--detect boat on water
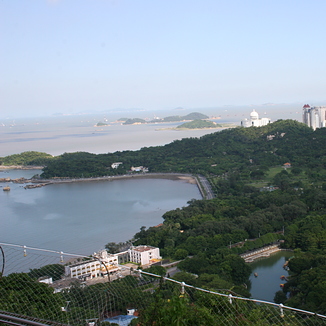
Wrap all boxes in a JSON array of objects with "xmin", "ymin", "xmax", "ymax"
[
  {"xmin": 254, "ymin": 272, "xmax": 258, "ymax": 277},
  {"xmin": 3, "ymin": 186, "xmax": 10, "ymax": 191},
  {"xmin": 280, "ymin": 275, "xmax": 288, "ymax": 281}
]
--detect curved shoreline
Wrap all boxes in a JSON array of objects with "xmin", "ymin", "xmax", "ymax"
[
  {"xmin": 2, "ymin": 168, "xmax": 211, "ymax": 199},
  {"xmin": 44, "ymin": 173, "xmax": 209, "ymax": 199}
]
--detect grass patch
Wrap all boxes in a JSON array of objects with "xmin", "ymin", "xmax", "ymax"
[
  {"xmin": 265, "ymin": 166, "xmax": 284, "ymax": 181},
  {"xmin": 248, "ymin": 181, "xmax": 268, "ymax": 188}
]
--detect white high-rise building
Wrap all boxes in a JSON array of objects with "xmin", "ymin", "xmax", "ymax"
[
  {"xmin": 302, "ymin": 104, "xmax": 326, "ymax": 130},
  {"xmin": 241, "ymin": 109, "xmax": 270, "ymax": 127}
]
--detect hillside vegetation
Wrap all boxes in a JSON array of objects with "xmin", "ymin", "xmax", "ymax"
[
  {"xmin": 0, "ymin": 151, "xmax": 52, "ymax": 166},
  {"xmin": 35, "ymin": 120, "xmax": 326, "ymax": 181}
]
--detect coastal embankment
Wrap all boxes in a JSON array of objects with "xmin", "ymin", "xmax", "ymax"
[
  {"xmin": 0, "ymin": 171, "xmax": 215, "ymax": 199},
  {"xmin": 240, "ymin": 245, "xmax": 283, "ymax": 263},
  {"xmin": 38, "ymin": 173, "xmax": 197, "ymax": 184}
]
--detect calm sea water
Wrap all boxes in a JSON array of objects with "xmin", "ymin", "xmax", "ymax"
[
  {"xmin": 0, "ymin": 107, "xmax": 301, "ymax": 157},
  {"xmin": 0, "ymin": 169, "xmax": 201, "ymax": 255},
  {"xmin": 0, "ymin": 115, "xmax": 230, "ymax": 157}
]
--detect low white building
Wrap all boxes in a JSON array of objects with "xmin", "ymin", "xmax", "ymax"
[
  {"xmin": 130, "ymin": 166, "xmax": 149, "ymax": 173},
  {"xmin": 38, "ymin": 276, "xmax": 53, "ymax": 284},
  {"xmin": 65, "ymin": 250, "xmax": 119, "ymax": 280},
  {"xmin": 111, "ymin": 162, "xmax": 123, "ymax": 169},
  {"xmin": 241, "ymin": 110, "xmax": 270, "ymax": 127},
  {"xmin": 51, "ymin": 278, "xmax": 84, "ymax": 293}
]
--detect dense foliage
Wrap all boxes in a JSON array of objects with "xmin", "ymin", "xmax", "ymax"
[
  {"xmin": 0, "ymin": 272, "xmax": 154, "ymax": 326},
  {"xmin": 273, "ymin": 213, "xmax": 326, "ymax": 313},
  {"xmin": 0, "ymin": 151, "xmax": 52, "ymax": 166},
  {"xmin": 0, "ymin": 273, "xmax": 65, "ymax": 321},
  {"xmin": 131, "ymin": 175, "xmax": 326, "ymax": 310},
  {"xmin": 29, "ymin": 264, "xmax": 65, "ymax": 281},
  {"xmin": 136, "ymin": 284, "xmax": 315, "ymax": 326}
]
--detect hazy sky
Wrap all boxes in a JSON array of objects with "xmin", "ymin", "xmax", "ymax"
[{"xmin": 1, "ymin": 0, "xmax": 326, "ymax": 118}]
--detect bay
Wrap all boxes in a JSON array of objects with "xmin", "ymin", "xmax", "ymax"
[{"xmin": 0, "ymin": 169, "xmax": 201, "ymax": 255}]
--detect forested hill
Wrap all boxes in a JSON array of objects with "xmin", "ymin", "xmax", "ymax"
[
  {"xmin": 177, "ymin": 119, "xmax": 221, "ymax": 129},
  {"xmin": 37, "ymin": 119, "xmax": 326, "ymax": 178}
]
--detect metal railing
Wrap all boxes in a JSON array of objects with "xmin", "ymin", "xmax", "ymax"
[{"xmin": 1, "ymin": 242, "xmax": 326, "ymax": 325}]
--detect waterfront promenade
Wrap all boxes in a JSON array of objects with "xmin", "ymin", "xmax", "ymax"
[{"xmin": 240, "ymin": 244, "xmax": 281, "ymax": 263}]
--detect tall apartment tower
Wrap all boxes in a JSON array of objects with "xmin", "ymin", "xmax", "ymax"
[{"xmin": 302, "ymin": 104, "xmax": 326, "ymax": 130}]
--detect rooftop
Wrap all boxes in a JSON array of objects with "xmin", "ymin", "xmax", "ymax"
[{"xmin": 132, "ymin": 245, "xmax": 156, "ymax": 252}]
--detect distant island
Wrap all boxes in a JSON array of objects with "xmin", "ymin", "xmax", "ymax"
[
  {"xmin": 176, "ymin": 119, "xmax": 222, "ymax": 129},
  {"xmin": 96, "ymin": 112, "xmax": 211, "ymax": 126},
  {"xmin": 122, "ymin": 112, "xmax": 210, "ymax": 125},
  {"xmin": 96, "ymin": 122, "xmax": 109, "ymax": 126},
  {"xmin": 123, "ymin": 118, "xmax": 147, "ymax": 125}
]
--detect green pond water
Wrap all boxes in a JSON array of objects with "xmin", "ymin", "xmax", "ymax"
[{"xmin": 248, "ymin": 250, "xmax": 293, "ymax": 302}]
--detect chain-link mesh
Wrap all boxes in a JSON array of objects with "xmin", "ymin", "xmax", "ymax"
[{"xmin": 1, "ymin": 243, "xmax": 326, "ymax": 326}]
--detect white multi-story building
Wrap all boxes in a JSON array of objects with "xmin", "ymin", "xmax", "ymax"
[
  {"xmin": 241, "ymin": 110, "xmax": 270, "ymax": 128},
  {"xmin": 65, "ymin": 250, "xmax": 119, "ymax": 280},
  {"xmin": 128, "ymin": 245, "xmax": 161, "ymax": 266},
  {"xmin": 302, "ymin": 104, "xmax": 326, "ymax": 130},
  {"xmin": 65, "ymin": 246, "xmax": 161, "ymax": 279}
]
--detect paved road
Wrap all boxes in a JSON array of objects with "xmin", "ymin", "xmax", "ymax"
[{"xmin": 197, "ymin": 174, "xmax": 215, "ymax": 199}]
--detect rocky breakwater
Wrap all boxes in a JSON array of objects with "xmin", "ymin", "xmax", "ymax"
[
  {"xmin": 24, "ymin": 183, "xmax": 51, "ymax": 189},
  {"xmin": 0, "ymin": 177, "xmax": 51, "ymax": 189},
  {"xmin": 0, "ymin": 177, "xmax": 11, "ymax": 182},
  {"xmin": 0, "ymin": 177, "xmax": 31, "ymax": 184}
]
